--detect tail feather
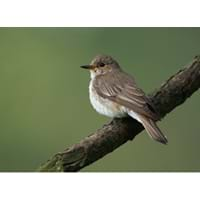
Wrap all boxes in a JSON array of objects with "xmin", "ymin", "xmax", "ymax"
[
  {"xmin": 128, "ymin": 111, "xmax": 168, "ymax": 144},
  {"xmin": 140, "ymin": 115, "xmax": 168, "ymax": 144}
]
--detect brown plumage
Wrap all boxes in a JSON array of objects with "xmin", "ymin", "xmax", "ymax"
[{"xmin": 81, "ymin": 55, "xmax": 168, "ymax": 144}]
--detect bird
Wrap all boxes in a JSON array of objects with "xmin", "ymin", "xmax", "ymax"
[{"xmin": 81, "ymin": 55, "xmax": 168, "ymax": 144}]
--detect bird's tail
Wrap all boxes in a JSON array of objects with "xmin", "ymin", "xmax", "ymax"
[
  {"xmin": 128, "ymin": 111, "xmax": 168, "ymax": 144},
  {"xmin": 139, "ymin": 114, "xmax": 168, "ymax": 144}
]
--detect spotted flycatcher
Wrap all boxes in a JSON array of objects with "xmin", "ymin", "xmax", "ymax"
[{"xmin": 81, "ymin": 55, "xmax": 167, "ymax": 144}]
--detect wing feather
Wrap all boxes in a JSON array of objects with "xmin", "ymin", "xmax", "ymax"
[{"xmin": 93, "ymin": 71, "xmax": 159, "ymax": 120}]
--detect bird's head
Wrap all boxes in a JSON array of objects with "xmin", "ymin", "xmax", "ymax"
[{"xmin": 81, "ymin": 55, "xmax": 120, "ymax": 78}]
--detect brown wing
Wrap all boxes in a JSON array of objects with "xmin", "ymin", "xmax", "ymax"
[{"xmin": 93, "ymin": 71, "xmax": 159, "ymax": 120}]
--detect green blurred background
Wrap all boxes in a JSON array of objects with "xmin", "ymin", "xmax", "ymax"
[{"xmin": 0, "ymin": 28, "xmax": 199, "ymax": 172}]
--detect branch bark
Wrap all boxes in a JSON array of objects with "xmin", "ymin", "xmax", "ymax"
[{"xmin": 38, "ymin": 56, "xmax": 200, "ymax": 172}]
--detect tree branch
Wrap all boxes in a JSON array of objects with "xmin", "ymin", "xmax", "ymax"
[{"xmin": 38, "ymin": 56, "xmax": 200, "ymax": 172}]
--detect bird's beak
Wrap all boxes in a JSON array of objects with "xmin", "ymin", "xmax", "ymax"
[{"xmin": 80, "ymin": 65, "xmax": 95, "ymax": 70}]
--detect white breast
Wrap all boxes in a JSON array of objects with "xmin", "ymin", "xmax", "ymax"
[{"xmin": 89, "ymin": 80, "xmax": 127, "ymax": 118}]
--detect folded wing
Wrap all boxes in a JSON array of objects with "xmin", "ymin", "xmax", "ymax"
[{"xmin": 93, "ymin": 71, "xmax": 159, "ymax": 120}]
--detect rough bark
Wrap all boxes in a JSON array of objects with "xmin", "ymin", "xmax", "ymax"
[{"xmin": 38, "ymin": 56, "xmax": 200, "ymax": 172}]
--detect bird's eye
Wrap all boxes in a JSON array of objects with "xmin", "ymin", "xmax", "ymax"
[{"xmin": 99, "ymin": 62, "xmax": 105, "ymax": 67}]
